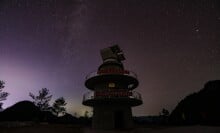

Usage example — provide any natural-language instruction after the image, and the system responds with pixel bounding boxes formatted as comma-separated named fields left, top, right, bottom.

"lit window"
left=108, top=83, right=115, bottom=88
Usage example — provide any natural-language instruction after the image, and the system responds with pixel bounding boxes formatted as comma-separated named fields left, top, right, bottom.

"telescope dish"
left=100, top=45, right=125, bottom=62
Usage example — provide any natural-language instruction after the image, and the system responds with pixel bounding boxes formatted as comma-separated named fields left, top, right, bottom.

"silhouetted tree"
left=52, top=97, right=67, bottom=116
left=158, top=108, right=170, bottom=124
left=161, top=108, right=169, bottom=117
left=29, top=88, right=52, bottom=111
left=0, top=80, right=9, bottom=109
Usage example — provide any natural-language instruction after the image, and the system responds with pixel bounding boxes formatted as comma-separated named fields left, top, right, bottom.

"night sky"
left=0, top=0, right=220, bottom=116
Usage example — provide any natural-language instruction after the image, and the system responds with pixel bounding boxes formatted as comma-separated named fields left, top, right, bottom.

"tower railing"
left=85, top=70, right=137, bottom=80
left=83, top=91, right=142, bottom=102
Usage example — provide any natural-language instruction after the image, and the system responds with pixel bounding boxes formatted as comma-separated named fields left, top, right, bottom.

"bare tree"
left=52, top=97, right=67, bottom=116
left=29, top=88, right=52, bottom=111
left=0, top=80, right=9, bottom=109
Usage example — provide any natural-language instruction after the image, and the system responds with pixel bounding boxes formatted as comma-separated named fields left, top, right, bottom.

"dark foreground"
left=1, top=123, right=220, bottom=133
left=1, top=123, right=82, bottom=133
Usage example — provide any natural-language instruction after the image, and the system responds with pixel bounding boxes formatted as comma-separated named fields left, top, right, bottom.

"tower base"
left=92, top=105, right=133, bottom=129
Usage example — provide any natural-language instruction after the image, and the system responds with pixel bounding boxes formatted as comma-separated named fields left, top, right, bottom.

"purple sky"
left=0, top=0, right=220, bottom=116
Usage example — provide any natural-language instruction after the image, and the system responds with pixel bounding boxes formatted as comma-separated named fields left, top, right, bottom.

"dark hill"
left=169, top=80, right=220, bottom=125
left=0, top=101, right=41, bottom=121
left=0, top=101, right=59, bottom=122
left=0, top=101, right=80, bottom=124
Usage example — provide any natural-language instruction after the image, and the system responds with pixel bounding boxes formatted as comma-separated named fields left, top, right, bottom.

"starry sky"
left=0, top=0, right=220, bottom=116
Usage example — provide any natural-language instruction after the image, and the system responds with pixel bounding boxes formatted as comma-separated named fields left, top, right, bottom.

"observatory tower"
left=83, top=45, right=142, bottom=129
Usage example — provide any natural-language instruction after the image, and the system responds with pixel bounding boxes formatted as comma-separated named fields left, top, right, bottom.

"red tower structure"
left=83, top=45, right=142, bottom=129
